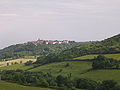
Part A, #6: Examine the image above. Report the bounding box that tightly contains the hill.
[56,34,120,60]
[0,41,84,61]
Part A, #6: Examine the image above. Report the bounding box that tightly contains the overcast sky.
[0,0,120,49]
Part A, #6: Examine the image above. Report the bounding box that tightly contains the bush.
[25,60,33,66]
[98,80,117,90]
[75,78,98,90]
[92,55,119,69]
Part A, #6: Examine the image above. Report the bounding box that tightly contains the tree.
[98,80,117,90]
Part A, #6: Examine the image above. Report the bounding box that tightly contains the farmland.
[74,53,120,60]
[0,81,52,90]
[29,61,120,83]
[0,58,36,67]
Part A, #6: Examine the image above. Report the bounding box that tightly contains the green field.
[0,81,52,90]
[30,61,92,77]
[1,53,120,85]
[74,53,120,60]
[29,61,120,83]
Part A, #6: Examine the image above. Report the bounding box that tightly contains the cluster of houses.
[28,39,69,45]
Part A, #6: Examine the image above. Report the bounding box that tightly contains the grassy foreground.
[0,81,52,90]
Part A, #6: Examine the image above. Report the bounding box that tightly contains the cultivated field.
[0,58,36,67]
[0,63,33,70]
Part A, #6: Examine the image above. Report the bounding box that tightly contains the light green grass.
[30,61,92,77]
[0,64,33,70]
[30,61,120,83]
[74,53,120,60]
[79,69,120,84]
[0,81,52,90]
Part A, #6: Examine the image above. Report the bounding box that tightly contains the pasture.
[74,53,120,60]
[0,81,52,90]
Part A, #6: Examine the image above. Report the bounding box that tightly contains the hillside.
[29,61,120,83]
[57,34,120,60]
[0,81,52,90]
[1,53,120,90]
[2,60,120,84]
[0,41,84,61]
[74,53,120,60]
[1,57,120,84]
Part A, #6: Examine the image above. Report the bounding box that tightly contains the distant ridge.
[58,33,120,59]
[0,40,82,61]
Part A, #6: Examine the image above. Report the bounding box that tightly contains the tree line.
[1,70,120,90]
[0,42,83,61]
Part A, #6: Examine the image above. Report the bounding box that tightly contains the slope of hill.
[30,61,120,83]
[2,59,119,83]
[74,53,120,60]
[0,41,84,61]
[0,81,52,90]
[57,34,120,60]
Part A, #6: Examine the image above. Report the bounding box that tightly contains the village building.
[27,39,69,45]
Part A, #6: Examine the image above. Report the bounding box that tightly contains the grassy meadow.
[29,61,120,83]
[74,53,120,60]
[0,81,52,90]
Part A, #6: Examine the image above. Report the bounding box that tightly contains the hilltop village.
[27,39,69,45]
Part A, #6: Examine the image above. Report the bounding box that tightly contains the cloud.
[0,14,18,17]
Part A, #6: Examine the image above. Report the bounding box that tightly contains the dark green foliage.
[97,80,118,90]
[92,55,120,69]
[35,53,65,65]
[25,61,33,66]
[7,63,9,66]
[65,63,70,67]
[74,78,98,90]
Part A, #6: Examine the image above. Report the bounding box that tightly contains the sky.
[0,0,120,49]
